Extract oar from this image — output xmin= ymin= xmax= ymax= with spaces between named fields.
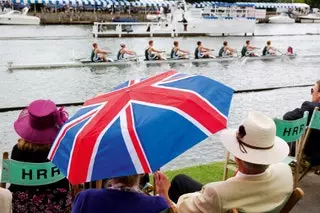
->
xmin=240 ymin=56 xmax=249 ymax=66
xmin=276 ymin=49 xmax=291 ymax=62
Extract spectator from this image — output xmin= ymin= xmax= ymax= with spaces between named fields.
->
xmin=283 ymin=80 xmax=320 ymax=174
xmin=155 ymin=111 xmax=293 ymax=213
xmin=0 ymin=2 xmax=4 ymax=12
xmin=180 ymin=14 xmax=188 ymax=31
xmin=72 ymin=174 xmax=169 ymax=213
xmin=0 ymin=188 xmax=12 ymax=213
xmin=9 ymin=99 xmax=72 ymax=213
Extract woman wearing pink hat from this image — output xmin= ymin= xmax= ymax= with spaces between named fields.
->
xmin=9 ymin=99 xmax=72 ymax=213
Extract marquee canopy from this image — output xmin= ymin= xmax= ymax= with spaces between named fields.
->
xmin=12 ymin=0 xmax=310 ymax=9
xmin=12 ymin=0 xmax=176 ymax=7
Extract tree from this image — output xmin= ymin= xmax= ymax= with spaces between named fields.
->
xmin=305 ymin=0 xmax=320 ymax=8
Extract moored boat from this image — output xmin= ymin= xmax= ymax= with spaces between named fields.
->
xmin=268 ymin=13 xmax=295 ymax=24
xmin=298 ymin=14 xmax=320 ymax=23
xmin=92 ymin=1 xmax=256 ymax=38
xmin=0 ymin=7 xmax=40 ymax=25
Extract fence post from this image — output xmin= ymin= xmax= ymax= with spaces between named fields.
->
xmin=0 ymin=152 xmax=9 ymax=188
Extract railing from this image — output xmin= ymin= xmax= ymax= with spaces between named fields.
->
xmin=92 ymin=21 xmax=177 ymax=37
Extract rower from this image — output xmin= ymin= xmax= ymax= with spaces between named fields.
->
xmin=170 ymin=41 xmax=189 ymax=59
xmin=218 ymin=41 xmax=235 ymax=57
xmin=91 ymin=43 xmax=111 ymax=62
xmin=262 ymin=40 xmax=276 ymax=56
xmin=117 ymin=43 xmax=136 ymax=60
xmin=145 ymin=40 xmax=165 ymax=60
xmin=241 ymin=40 xmax=258 ymax=57
xmin=286 ymin=46 xmax=294 ymax=55
xmin=194 ymin=41 xmax=214 ymax=59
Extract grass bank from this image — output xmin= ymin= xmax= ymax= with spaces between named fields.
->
xmin=164 ymin=161 xmax=227 ymax=184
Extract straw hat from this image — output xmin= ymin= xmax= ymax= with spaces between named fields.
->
xmin=220 ymin=111 xmax=289 ymax=165
xmin=14 ymin=99 xmax=68 ymax=144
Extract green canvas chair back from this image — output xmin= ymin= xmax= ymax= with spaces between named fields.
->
xmin=309 ymin=107 xmax=320 ymax=130
xmin=1 ymin=152 xmax=65 ymax=188
xmin=274 ymin=111 xmax=309 ymax=143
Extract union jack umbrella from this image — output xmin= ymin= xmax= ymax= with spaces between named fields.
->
xmin=48 ymin=70 xmax=234 ymax=184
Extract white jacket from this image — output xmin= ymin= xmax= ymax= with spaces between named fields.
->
xmin=0 ymin=188 xmax=12 ymax=213
xmin=176 ymin=163 xmax=293 ymax=213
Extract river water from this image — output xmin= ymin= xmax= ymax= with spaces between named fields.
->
xmin=0 ymin=23 xmax=319 ymax=171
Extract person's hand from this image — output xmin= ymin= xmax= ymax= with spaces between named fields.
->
xmin=154 ymin=171 xmax=171 ymax=198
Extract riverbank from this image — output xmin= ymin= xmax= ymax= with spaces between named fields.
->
xmin=29 ymin=11 xmax=148 ymax=24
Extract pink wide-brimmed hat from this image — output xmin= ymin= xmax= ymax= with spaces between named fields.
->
xmin=14 ymin=99 xmax=69 ymax=144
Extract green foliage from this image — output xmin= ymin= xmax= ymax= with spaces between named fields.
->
xmin=305 ymin=0 xmax=320 ymax=8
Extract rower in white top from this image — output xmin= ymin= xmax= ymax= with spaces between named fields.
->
xmin=241 ymin=40 xmax=259 ymax=57
xmin=145 ymin=40 xmax=165 ymax=60
xmin=117 ymin=43 xmax=136 ymax=61
xmin=91 ymin=43 xmax=112 ymax=62
xmin=219 ymin=41 xmax=236 ymax=57
xmin=194 ymin=41 xmax=215 ymax=59
xmin=170 ymin=41 xmax=190 ymax=59
xmin=262 ymin=40 xmax=277 ymax=56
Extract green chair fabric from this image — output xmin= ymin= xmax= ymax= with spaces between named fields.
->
xmin=274 ymin=111 xmax=309 ymax=143
xmin=309 ymin=109 xmax=320 ymax=130
xmin=1 ymin=159 xmax=65 ymax=186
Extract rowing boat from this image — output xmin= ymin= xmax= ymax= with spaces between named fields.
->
xmin=6 ymin=54 xmax=318 ymax=70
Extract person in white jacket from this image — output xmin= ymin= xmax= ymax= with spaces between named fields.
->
xmin=0 ymin=188 xmax=12 ymax=213
xmin=155 ymin=111 xmax=293 ymax=213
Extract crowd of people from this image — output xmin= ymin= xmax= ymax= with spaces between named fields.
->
xmin=0 ymin=80 xmax=319 ymax=212
xmin=0 ymin=1 xmax=12 ymax=12
xmin=1 ymin=1 xmax=162 ymax=14
xmin=90 ymin=40 xmax=293 ymax=63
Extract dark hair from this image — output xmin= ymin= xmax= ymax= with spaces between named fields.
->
xmin=223 ymin=41 xmax=228 ymax=46
xmin=197 ymin=41 xmax=202 ymax=46
xmin=149 ymin=40 xmax=153 ymax=45
xmin=267 ymin=40 xmax=271 ymax=45
xmin=246 ymin=40 xmax=250 ymax=44
xmin=317 ymin=80 xmax=320 ymax=91
xmin=92 ymin=43 xmax=97 ymax=48
xmin=174 ymin=41 xmax=178 ymax=46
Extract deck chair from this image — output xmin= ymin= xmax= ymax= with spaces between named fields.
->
xmin=222 ymin=151 xmax=237 ymax=180
xmin=230 ymin=187 xmax=304 ymax=213
xmin=0 ymin=152 xmax=65 ymax=188
xmin=297 ymin=107 xmax=320 ymax=180
xmin=273 ymin=111 xmax=309 ymax=187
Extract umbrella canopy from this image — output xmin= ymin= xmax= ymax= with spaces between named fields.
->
xmin=48 ymin=70 xmax=234 ymax=184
